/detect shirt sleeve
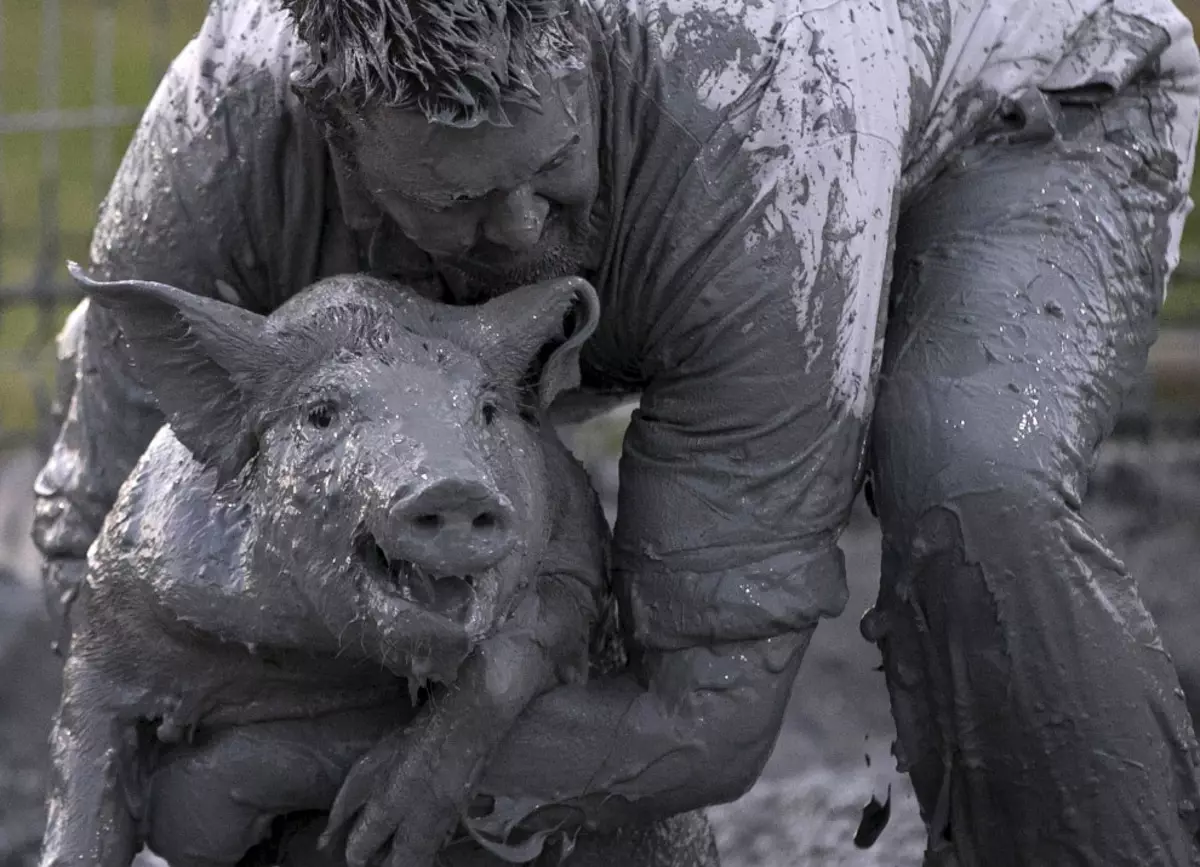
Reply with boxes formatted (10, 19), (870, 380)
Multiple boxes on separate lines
(32, 0), (329, 562)
(597, 0), (916, 651)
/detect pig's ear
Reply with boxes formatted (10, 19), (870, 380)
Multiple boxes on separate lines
(68, 261), (270, 485)
(475, 276), (601, 410)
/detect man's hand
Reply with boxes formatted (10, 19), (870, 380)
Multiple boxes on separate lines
(321, 584), (590, 867)
(321, 722), (468, 867)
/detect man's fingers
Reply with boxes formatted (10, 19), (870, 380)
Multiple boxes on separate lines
(344, 805), (396, 867)
(384, 800), (453, 867)
(345, 775), (454, 867)
(322, 773), (372, 841)
(384, 834), (444, 867)
(332, 725), (473, 867)
(322, 744), (394, 846)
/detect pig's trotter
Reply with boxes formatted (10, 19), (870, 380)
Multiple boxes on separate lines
(39, 659), (140, 867)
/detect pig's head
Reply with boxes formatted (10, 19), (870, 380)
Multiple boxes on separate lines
(68, 263), (600, 685)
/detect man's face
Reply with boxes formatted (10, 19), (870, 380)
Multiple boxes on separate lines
(343, 72), (600, 295)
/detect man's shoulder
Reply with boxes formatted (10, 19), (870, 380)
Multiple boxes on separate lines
(576, 0), (916, 377)
(157, 0), (306, 143)
(92, 0), (337, 311)
(586, 0), (961, 99)
(585, 0), (917, 165)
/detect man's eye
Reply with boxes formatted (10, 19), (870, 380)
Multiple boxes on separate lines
(541, 152), (570, 172)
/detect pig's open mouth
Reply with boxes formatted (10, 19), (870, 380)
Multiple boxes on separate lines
(354, 532), (475, 622)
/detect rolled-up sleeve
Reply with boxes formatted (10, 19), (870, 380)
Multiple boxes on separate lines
(613, 231), (867, 650)
(603, 0), (914, 651)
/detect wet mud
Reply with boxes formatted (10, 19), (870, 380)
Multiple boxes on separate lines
(3, 428), (1200, 867)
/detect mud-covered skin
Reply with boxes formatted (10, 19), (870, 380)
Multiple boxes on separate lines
(39, 272), (718, 867)
(31, 0), (1200, 863)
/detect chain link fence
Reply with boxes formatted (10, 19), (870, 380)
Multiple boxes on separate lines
(0, 0), (1198, 459)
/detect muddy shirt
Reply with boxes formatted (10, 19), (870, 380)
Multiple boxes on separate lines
(36, 0), (1200, 652)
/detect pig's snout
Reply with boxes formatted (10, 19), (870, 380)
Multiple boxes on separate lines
(388, 479), (516, 576)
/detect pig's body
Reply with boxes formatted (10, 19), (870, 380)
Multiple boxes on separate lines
(69, 426), (429, 732)
(42, 271), (719, 867)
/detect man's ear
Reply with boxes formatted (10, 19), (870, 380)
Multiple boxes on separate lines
(470, 277), (602, 411)
(68, 261), (271, 485)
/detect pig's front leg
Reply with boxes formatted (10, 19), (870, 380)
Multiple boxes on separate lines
(40, 654), (142, 867)
(321, 576), (592, 867)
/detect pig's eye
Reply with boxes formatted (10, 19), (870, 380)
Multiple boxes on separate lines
(307, 400), (339, 430)
(481, 401), (498, 426)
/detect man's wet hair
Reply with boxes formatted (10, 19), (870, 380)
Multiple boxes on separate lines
(284, 0), (585, 128)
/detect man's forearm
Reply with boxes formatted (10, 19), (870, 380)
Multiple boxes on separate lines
(473, 629), (813, 834)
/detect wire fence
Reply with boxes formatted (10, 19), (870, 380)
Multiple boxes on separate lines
(0, 0), (204, 455)
(0, 0), (1197, 459)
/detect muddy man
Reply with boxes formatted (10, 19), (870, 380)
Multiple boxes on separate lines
(31, 0), (1200, 864)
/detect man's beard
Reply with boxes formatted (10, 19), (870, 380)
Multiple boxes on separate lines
(432, 209), (596, 304)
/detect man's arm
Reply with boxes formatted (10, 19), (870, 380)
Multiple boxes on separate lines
(469, 0), (914, 831)
(473, 632), (812, 835)
(473, 247), (869, 827)
(32, 0), (328, 629)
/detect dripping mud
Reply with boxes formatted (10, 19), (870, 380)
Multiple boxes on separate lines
(3, 427), (1200, 866)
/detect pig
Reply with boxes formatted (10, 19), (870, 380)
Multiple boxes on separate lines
(40, 264), (720, 867)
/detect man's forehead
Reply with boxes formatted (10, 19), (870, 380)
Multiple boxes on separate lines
(348, 74), (588, 196)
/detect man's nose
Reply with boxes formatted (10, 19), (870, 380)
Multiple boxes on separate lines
(482, 185), (549, 252)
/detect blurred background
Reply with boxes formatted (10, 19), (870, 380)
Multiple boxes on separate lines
(1, 2), (1199, 866)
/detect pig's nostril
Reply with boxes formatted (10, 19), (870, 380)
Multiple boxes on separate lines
(389, 479), (516, 575)
(413, 514), (443, 533)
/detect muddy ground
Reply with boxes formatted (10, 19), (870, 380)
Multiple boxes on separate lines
(2, 423), (1199, 867)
